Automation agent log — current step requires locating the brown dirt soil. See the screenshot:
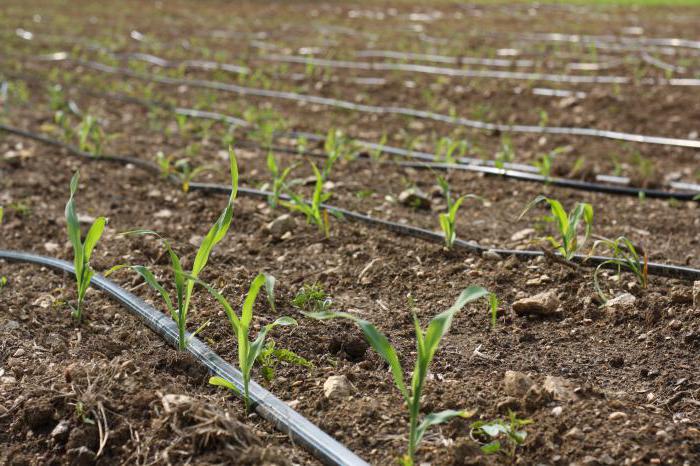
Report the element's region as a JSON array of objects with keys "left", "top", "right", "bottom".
[{"left": 1, "top": 1, "right": 700, "bottom": 465}]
